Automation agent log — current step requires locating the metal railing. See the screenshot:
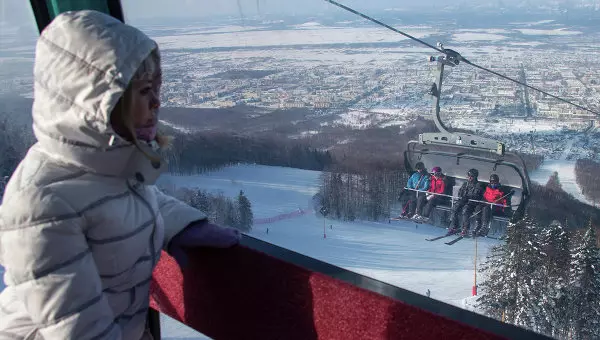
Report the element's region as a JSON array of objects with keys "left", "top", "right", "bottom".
[
  {"left": 402, "top": 187, "right": 513, "bottom": 209},
  {"left": 149, "top": 236, "right": 553, "bottom": 340}
]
